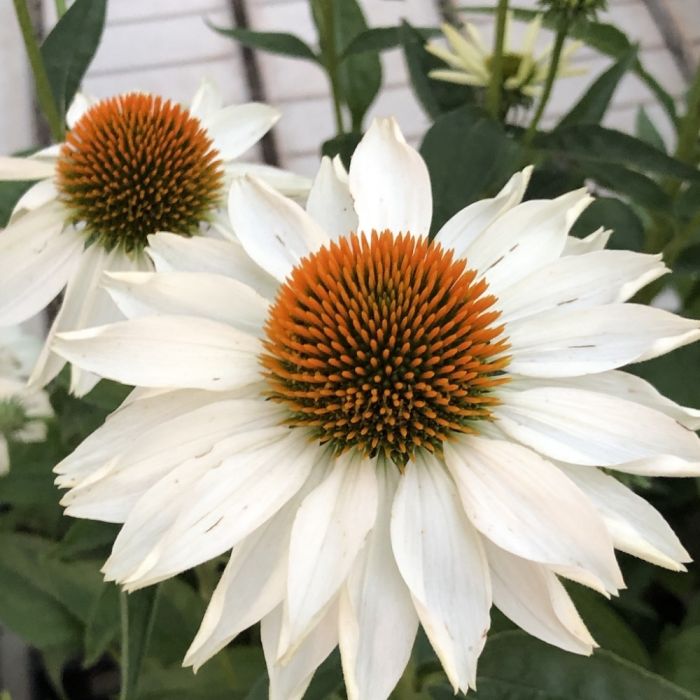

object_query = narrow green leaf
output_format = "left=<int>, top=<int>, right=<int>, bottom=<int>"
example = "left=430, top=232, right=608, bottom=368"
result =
left=41, top=0, right=107, bottom=117
left=84, top=583, right=120, bottom=667
left=558, top=45, right=638, bottom=128
left=321, top=131, right=362, bottom=169
left=0, top=181, right=33, bottom=227
left=210, top=25, right=318, bottom=62
left=636, top=106, right=667, bottom=153
left=341, top=25, right=439, bottom=57
left=535, top=125, right=700, bottom=181
left=420, top=104, right=522, bottom=231
left=120, top=587, right=161, bottom=700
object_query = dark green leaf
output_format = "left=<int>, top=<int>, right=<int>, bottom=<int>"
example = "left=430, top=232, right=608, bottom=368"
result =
left=469, top=631, right=699, bottom=700
left=341, top=25, right=439, bottom=57
left=677, top=184, right=700, bottom=221
left=84, top=583, right=120, bottom=666
left=121, top=587, right=161, bottom=700
left=57, top=520, right=120, bottom=561
left=210, top=25, right=318, bottom=62
left=138, top=663, right=235, bottom=700
left=571, top=197, right=645, bottom=252
left=0, top=181, right=33, bottom=227
left=583, top=162, right=672, bottom=212
left=400, top=21, right=474, bottom=119
left=535, top=125, right=700, bottom=181
left=558, top=46, right=637, bottom=128
left=420, top=104, right=522, bottom=231
left=636, top=107, right=667, bottom=153
left=41, top=0, right=107, bottom=117
left=321, top=131, right=362, bottom=169
left=657, top=625, right=700, bottom=695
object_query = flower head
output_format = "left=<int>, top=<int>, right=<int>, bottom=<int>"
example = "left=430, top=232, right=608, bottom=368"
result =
left=426, top=15, right=584, bottom=108
left=0, top=81, right=307, bottom=396
left=53, top=118, right=700, bottom=699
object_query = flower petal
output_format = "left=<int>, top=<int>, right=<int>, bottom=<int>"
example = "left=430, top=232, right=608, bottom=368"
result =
left=225, top=161, right=311, bottom=196
left=559, top=463, right=690, bottom=571
left=349, top=117, right=432, bottom=237
left=283, top=451, right=378, bottom=656
left=484, top=540, right=596, bottom=655
left=202, top=102, right=280, bottom=160
left=507, top=304, right=700, bottom=376
left=229, top=176, right=329, bottom=282
left=444, top=435, right=622, bottom=595
left=339, top=467, right=418, bottom=700
left=306, top=156, right=358, bottom=240
left=0, top=156, right=55, bottom=180
left=391, top=453, right=490, bottom=693
left=189, top=79, right=223, bottom=121
left=563, top=227, right=611, bottom=255
left=10, top=179, right=58, bottom=220
left=53, top=315, right=262, bottom=391
left=434, top=166, right=532, bottom=256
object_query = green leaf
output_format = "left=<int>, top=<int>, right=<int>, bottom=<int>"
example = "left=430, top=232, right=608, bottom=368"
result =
left=84, top=582, right=120, bottom=666
left=332, top=0, right=382, bottom=131
left=120, top=587, right=161, bottom=700
left=636, top=107, right=667, bottom=153
left=210, top=25, right=318, bottom=62
left=400, top=21, right=474, bottom=120
left=469, top=631, right=700, bottom=700
left=138, top=663, right=236, bottom=700
left=535, top=125, right=700, bottom=182
left=657, top=626, right=700, bottom=695
left=420, top=104, right=522, bottom=231
left=341, top=25, right=439, bottom=57
left=571, top=196, right=645, bottom=252
left=0, top=181, right=33, bottom=227
left=321, top=131, right=362, bottom=169
left=558, top=46, right=638, bottom=128
left=41, top=0, right=107, bottom=118
left=57, top=520, right=120, bottom=561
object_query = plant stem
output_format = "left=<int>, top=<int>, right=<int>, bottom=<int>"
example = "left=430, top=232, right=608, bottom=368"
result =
left=674, top=63, right=700, bottom=168
left=523, top=14, right=568, bottom=146
left=319, top=0, right=345, bottom=136
left=119, top=591, right=130, bottom=700
left=54, top=0, right=67, bottom=18
left=486, top=0, right=509, bottom=120
left=12, top=0, right=64, bottom=142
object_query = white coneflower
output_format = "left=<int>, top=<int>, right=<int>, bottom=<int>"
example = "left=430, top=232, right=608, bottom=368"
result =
left=54, top=118, right=700, bottom=699
left=0, top=80, right=307, bottom=396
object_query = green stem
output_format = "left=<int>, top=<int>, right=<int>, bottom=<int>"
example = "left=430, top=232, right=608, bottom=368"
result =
left=674, top=63, right=700, bottom=167
left=54, top=0, right=67, bottom=18
left=319, top=0, right=345, bottom=136
left=12, top=0, right=64, bottom=142
left=486, top=0, right=509, bottom=120
left=523, top=14, right=568, bottom=147
left=119, top=592, right=130, bottom=700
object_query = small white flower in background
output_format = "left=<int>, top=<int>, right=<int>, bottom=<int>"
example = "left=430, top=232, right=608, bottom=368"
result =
left=0, top=80, right=308, bottom=397
left=0, top=326, right=53, bottom=475
left=53, top=118, right=700, bottom=699
left=426, top=14, right=584, bottom=103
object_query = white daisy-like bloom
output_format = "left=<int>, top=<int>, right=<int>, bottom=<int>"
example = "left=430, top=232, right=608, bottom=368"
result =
left=0, top=80, right=308, bottom=397
left=52, top=118, right=700, bottom=699
left=426, top=14, right=584, bottom=99
left=0, top=326, right=53, bottom=474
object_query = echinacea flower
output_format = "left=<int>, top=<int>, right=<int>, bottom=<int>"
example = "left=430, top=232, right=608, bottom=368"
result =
left=426, top=15, right=584, bottom=104
left=0, top=81, right=307, bottom=396
left=0, top=326, right=53, bottom=474
left=53, top=118, right=700, bottom=699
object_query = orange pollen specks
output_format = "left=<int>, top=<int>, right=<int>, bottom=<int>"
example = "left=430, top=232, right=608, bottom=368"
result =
left=262, top=230, right=511, bottom=468
left=56, top=93, right=224, bottom=253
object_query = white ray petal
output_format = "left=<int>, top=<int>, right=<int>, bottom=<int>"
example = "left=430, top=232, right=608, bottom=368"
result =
left=559, top=463, right=690, bottom=571
left=225, top=161, right=311, bottom=196
left=54, top=315, right=261, bottom=391
left=282, top=451, right=378, bottom=656
left=202, top=102, right=280, bottom=160
left=484, top=540, right=596, bottom=655
left=0, top=156, right=55, bottom=180
left=339, top=467, right=418, bottom=700
left=10, top=179, right=58, bottom=219
left=444, top=436, right=623, bottom=595
left=349, top=117, right=432, bottom=237
left=391, top=453, right=490, bottom=693
left=229, top=176, right=329, bottom=282
left=563, top=227, right=612, bottom=255
left=507, top=304, right=700, bottom=376
left=306, top=156, right=358, bottom=240
left=189, top=78, right=223, bottom=121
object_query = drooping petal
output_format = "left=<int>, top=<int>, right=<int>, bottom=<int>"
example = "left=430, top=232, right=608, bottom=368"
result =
left=339, top=467, right=418, bottom=700
left=444, top=436, right=623, bottom=595
left=0, top=156, right=55, bottom=180
left=434, top=166, right=532, bottom=255
left=484, top=540, right=596, bottom=655
left=282, top=451, right=378, bottom=656
left=262, top=602, right=339, bottom=700
left=54, top=315, right=262, bottom=391
left=225, top=161, right=311, bottom=196
left=497, top=250, right=667, bottom=323
left=146, top=232, right=278, bottom=299
left=507, top=304, right=700, bottom=376
left=348, top=117, right=432, bottom=237
left=306, top=156, right=358, bottom=240
left=0, top=205, right=82, bottom=326
left=229, top=176, right=329, bottom=282
left=391, top=453, right=491, bottom=693
left=559, top=463, right=691, bottom=570
left=103, top=270, right=269, bottom=336
left=10, top=179, right=58, bottom=219
left=494, top=383, right=700, bottom=469
left=202, top=102, right=280, bottom=160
